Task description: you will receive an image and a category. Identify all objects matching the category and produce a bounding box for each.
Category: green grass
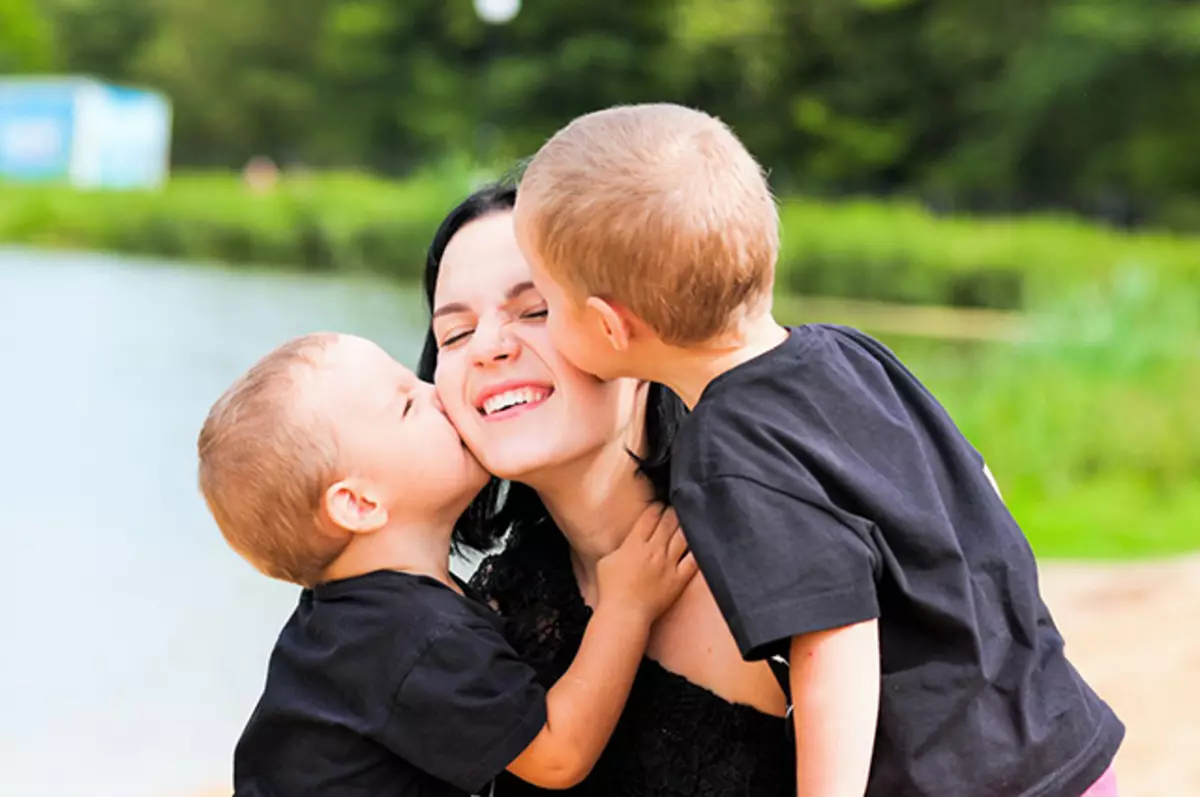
[877,276,1199,559]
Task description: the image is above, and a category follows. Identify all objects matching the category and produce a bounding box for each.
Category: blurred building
[0,76,172,189]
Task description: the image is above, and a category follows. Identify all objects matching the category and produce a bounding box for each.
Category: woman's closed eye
[439,326,474,348]
[440,308,543,348]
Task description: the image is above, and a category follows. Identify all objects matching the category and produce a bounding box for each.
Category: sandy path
[183,555,1200,797]
[1038,554,1200,797]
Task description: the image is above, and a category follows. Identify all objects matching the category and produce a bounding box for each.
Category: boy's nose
[414,381,444,412]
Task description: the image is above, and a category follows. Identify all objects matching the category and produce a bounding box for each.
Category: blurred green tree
[0,0,56,73]
[28,0,1200,228]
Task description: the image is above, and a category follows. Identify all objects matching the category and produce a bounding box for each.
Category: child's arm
[789,619,881,797]
[506,504,697,789]
[670,473,884,796]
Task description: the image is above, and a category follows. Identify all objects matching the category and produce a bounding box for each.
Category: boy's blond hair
[198,333,343,587]
[517,103,779,345]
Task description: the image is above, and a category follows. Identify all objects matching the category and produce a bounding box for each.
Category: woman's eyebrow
[433,282,536,319]
[432,301,470,320]
[507,280,537,300]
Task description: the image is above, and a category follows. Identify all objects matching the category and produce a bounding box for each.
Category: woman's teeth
[482,387,549,416]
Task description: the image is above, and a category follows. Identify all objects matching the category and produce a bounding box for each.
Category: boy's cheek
[555,317,588,352]
[567,332,612,378]
[549,308,577,340]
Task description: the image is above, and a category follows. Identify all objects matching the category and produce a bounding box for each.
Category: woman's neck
[533,441,655,581]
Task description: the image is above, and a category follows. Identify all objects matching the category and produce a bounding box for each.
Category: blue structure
[0,76,172,189]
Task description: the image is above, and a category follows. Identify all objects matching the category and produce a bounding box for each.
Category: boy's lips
[473,379,554,421]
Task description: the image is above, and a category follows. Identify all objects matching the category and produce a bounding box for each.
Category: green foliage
[777,199,1200,308]
[5,172,1200,315]
[0,0,56,73]
[21,0,1200,228]
[892,276,1200,558]
[0,168,474,278]
[11,0,1199,562]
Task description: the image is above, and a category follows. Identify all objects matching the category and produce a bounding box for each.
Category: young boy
[197,332,697,797]
[512,104,1124,797]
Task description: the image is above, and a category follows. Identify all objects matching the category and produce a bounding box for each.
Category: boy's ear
[584,296,634,352]
[321,479,388,534]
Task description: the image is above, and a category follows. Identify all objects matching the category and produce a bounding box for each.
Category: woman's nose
[469,320,520,365]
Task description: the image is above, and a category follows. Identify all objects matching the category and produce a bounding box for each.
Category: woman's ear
[321,479,389,535]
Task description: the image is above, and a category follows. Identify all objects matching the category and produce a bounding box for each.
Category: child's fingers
[649,508,680,545]
[667,526,689,562]
[634,503,667,542]
[675,552,698,582]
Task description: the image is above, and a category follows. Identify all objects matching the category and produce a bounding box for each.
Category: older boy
[513,103,1124,797]
[198,332,696,796]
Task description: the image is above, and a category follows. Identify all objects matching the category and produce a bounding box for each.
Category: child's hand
[597,504,698,624]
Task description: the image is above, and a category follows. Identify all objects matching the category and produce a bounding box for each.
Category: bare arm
[789,619,881,797]
[506,601,653,788]
[507,506,697,789]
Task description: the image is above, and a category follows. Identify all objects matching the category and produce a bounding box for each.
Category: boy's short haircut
[517,103,780,345]
[198,333,343,587]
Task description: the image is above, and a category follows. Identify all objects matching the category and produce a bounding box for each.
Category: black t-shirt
[234,570,547,797]
[670,325,1124,797]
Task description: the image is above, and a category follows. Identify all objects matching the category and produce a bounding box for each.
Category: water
[0,250,440,797]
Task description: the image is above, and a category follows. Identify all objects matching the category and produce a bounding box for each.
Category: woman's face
[431,211,645,484]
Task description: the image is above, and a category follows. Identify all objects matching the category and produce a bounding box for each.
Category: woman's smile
[474,379,555,420]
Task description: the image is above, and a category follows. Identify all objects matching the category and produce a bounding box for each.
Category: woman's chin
[477,446,568,485]
[464,460,491,490]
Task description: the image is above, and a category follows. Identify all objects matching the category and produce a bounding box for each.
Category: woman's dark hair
[417,180,687,553]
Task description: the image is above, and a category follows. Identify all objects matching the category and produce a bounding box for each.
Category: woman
[417,183,793,796]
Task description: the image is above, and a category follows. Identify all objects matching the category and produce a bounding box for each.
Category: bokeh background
[1,1,1197,795]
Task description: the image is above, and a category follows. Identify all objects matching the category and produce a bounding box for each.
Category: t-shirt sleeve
[382,617,547,793]
[673,475,881,661]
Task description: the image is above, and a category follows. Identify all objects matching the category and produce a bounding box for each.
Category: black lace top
[469,524,795,797]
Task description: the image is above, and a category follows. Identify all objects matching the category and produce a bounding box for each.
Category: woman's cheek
[433,359,473,431]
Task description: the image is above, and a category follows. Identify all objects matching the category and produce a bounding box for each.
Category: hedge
[4,171,1200,310]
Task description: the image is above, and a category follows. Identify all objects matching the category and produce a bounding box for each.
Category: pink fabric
[1081,766,1118,797]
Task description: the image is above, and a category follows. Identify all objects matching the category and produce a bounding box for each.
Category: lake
[0,249,449,797]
